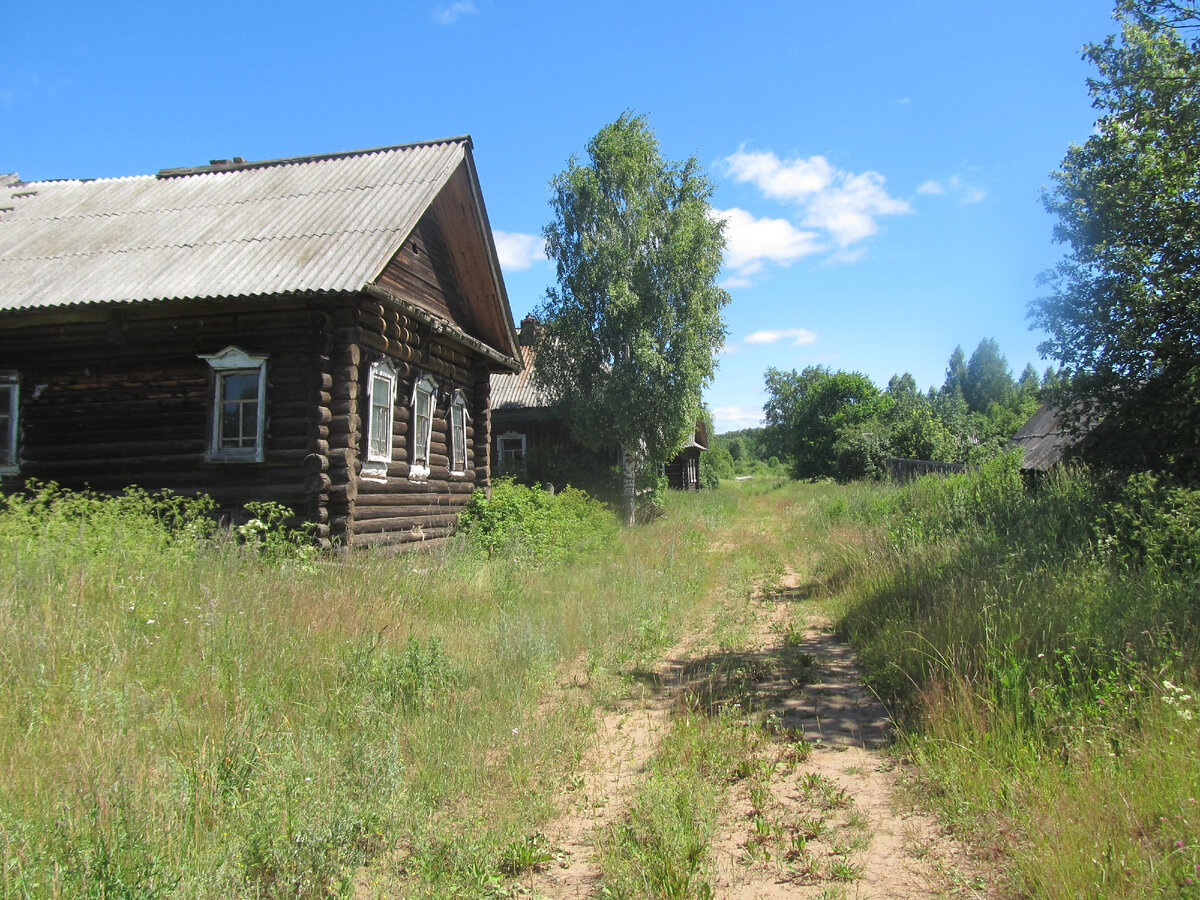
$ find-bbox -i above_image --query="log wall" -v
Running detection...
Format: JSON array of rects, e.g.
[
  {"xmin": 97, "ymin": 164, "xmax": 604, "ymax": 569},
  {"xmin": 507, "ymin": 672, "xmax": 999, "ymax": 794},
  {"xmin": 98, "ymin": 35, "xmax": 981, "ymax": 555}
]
[
  {"xmin": 1, "ymin": 266, "xmax": 511, "ymax": 550},
  {"xmin": 314, "ymin": 291, "xmax": 492, "ymax": 548},
  {"xmin": 0, "ymin": 298, "xmax": 316, "ymax": 507}
]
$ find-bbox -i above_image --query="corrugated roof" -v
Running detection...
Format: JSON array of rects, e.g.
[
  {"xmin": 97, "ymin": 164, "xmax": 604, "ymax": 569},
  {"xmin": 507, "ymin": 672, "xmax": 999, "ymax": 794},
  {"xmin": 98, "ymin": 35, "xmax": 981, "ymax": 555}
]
[
  {"xmin": 1010, "ymin": 402, "xmax": 1095, "ymax": 472},
  {"xmin": 0, "ymin": 139, "xmax": 467, "ymax": 311},
  {"xmin": 490, "ymin": 342, "xmax": 539, "ymax": 409}
]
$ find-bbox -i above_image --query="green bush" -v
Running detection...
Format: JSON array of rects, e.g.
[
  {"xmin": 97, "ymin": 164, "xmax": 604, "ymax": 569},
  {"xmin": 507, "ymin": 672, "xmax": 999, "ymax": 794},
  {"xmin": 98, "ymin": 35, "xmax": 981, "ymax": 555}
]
[
  {"xmin": 1097, "ymin": 471, "xmax": 1200, "ymax": 575},
  {"xmin": 699, "ymin": 447, "xmax": 734, "ymax": 489},
  {"xmin": 456, "ymin": 478, "xmax": 617, "ymax": 561}
]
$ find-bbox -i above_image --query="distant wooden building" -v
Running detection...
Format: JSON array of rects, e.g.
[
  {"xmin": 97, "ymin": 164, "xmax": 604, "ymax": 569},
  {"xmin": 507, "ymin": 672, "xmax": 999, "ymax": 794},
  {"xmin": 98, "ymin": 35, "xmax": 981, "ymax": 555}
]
[
  {"xmin": 0, "ymin": 139, "xmax": 522, "ymax": 548},
  {"xmin": 1010, "ymin": 402, "xmax": 1096, "ymax": 474},
  {"xmin": 490, "ymin": 317, "xmax": 707, "ymax": 490},
  {"xmin": 663, "ymin": 419, "xmax": 708, "ymax": 491}
]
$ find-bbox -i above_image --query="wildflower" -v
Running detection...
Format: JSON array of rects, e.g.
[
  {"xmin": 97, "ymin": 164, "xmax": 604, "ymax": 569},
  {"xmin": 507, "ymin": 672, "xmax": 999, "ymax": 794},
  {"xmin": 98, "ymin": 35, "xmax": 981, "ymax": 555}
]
[
  {"xmin": 512, "ymin": 728, "xmax": 519, "ymax": 735},
  {"xmin": 1176, "ymin": 840, "xmax": 1186, "ymax": 848},
  {"xmin": 146, "ymin": 619, "xmax": 155, "ymax": 625}
]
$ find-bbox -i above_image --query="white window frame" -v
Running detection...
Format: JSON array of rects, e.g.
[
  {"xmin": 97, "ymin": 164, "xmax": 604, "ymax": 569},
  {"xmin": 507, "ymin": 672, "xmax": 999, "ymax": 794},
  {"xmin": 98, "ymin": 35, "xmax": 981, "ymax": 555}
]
[
  {"xmin": 496, "ymin": 431, "xmax": 526, "ymax": 474},
  {"xmin": 363, "ymin": 357, "xmax": 401, "ymax": 481},
  {"xmin": 198, "ymin": 346, "xmax": 268, "ymax": 462},
  {"xmin": 410, "ymin": 373, "xmax": 438, "ymax": 482},
  {"xmin": 449, "ymin": 389, "xmax": 470, "ymax": 476},
  {"xmin": 0, "ymin": 372, "xmax": 19, "ymax": 475}
]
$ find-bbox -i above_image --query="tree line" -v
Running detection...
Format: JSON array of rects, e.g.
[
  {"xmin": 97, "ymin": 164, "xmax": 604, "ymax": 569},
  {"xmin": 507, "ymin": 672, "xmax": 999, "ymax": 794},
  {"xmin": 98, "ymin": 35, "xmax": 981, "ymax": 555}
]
[{"xmin": 755, "ymin": 339, "xmax": 1056, "ymax": 481}]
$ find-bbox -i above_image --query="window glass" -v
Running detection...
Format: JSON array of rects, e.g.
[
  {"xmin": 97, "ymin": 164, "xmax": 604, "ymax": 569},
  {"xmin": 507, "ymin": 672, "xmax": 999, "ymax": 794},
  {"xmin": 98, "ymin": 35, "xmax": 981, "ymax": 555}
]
[
  {"xmin": 497, "ymin": 432, "xmax": 526, "ymax": 474},
  {"xmin": 369, "ymin": 372, "xmax": 394, "ymax": 461},
  {"xmin": 450, "ymin": 391, "xmax": 469, "ymax": 475},
  {"xmin": 0, "ymin": 383, "xmax": 14, "ymax": 470},
  {"xmin": 411, "ymin": 375, "xmax": 437, "ymax": 480},
  {"xmin": 218, "ymin": 372, "xmax": 260, "ymax": 449}
]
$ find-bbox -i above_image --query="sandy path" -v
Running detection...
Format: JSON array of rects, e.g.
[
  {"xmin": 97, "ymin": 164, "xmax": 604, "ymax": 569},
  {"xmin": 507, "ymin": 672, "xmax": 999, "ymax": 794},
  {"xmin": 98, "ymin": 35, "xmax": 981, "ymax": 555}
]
[{"xmin": 528, "ymin": 574, "xmax": 990, "ymax": 900}]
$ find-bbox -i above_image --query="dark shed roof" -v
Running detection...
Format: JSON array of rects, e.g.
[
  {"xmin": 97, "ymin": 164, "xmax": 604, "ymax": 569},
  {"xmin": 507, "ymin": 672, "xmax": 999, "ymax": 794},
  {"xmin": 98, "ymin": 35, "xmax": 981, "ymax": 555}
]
[{"xmin": 1010, "ymin": 402, "xmax": 1093, "ymax": 472}]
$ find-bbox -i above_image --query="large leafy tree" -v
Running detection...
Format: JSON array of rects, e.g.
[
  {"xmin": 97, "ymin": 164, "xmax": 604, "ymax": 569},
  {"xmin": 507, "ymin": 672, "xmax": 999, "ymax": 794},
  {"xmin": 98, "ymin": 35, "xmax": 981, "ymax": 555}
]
[
  {"xmin": 1031, "ymin": 0, "xmax": 1200, "ymax": 478},
  {"xmin": 764, "ymin": 366, "xmax": 882, "ymax": 479},
  {"xmin": 534, "ymin": 113, "xmax": 730, "ymax": 523},
  {"xmin": 963, "ymin": 338, "xmax": 1016, "ymax": 413}
]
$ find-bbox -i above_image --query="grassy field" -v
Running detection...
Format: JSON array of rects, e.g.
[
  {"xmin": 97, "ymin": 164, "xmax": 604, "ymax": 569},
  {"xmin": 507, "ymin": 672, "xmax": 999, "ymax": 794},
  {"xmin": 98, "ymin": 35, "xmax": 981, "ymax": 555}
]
[
  {"xmin": 823, "ymin": 457, "xmax": 1200, "ymax": 898},
  {"xmin": 1, "ymin": 468, "xmax": 1197, "ymax": 898},
  {"xmin": 0, "ymin": 479, "xmax": 808, "ymax": 898}
]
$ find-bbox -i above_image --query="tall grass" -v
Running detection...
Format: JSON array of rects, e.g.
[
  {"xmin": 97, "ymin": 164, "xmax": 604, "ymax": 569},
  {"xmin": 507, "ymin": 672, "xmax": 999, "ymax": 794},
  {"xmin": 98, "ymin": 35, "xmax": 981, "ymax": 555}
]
[
  {"xmin": 0, "ymin": 479, "xmax": 812, "ymax": 898},
  {"xmin": 820, "ymin": 458, "xmax": 1200, "ymax": 897}
]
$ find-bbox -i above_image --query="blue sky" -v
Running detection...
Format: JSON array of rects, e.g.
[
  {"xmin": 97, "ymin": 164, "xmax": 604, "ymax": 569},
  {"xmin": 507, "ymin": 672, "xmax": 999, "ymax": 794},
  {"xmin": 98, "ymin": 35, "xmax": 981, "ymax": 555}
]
[{"xmin": 2, "ymin": 0, "xmax": 1119, "ymax": 431}]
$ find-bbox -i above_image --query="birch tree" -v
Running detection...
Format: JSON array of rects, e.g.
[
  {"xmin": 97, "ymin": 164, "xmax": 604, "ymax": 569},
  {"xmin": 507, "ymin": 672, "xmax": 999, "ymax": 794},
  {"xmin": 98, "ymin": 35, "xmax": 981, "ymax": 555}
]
[{"xmin": 534, "ymin": 113, "xmax": 729, "ymax": 524}]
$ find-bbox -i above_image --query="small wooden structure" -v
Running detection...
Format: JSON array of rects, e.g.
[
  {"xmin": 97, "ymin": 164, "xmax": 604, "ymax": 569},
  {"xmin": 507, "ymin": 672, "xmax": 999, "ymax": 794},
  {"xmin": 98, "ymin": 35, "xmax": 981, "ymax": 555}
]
[
  {"xmin": 883, "ymin": 457, "xmax": 969, "ymax": 483},
  {"xmin": 1009, "ymin": 402, "xmax": 1097, "ymax": 474},
  {"xmin": 664, "ymin": 420, "xmax": 708, "ymax": 491},
  {"xmin": 0, "ymin": 139, "xmax": 522, "ymax": 548}
]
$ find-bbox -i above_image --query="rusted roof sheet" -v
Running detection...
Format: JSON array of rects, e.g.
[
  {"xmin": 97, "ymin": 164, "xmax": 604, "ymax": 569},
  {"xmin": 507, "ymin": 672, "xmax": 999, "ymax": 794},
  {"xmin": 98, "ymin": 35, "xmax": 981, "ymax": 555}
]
[
  {"xmin": 0, "ymin": 140, "xmax": 467, "ymax": 311},
  {"xmin": 1010, "ymin": 402, "xmax": 1093, "ymax": 472},
  {"xmin": 490, "ymin": 342, "xmax": 540, "ymax": 409}
]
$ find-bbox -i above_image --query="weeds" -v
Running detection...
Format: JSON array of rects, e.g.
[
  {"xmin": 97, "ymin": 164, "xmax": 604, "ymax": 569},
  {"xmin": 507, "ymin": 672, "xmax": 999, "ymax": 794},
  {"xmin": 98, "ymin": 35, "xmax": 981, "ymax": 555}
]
[
  {"xmin": 822, "ymin": 463, "xmax": 1200, "ymax": 898},
  {"xmin": 0, "ymin": 480, "xmax": 809, "ymax": 898}
]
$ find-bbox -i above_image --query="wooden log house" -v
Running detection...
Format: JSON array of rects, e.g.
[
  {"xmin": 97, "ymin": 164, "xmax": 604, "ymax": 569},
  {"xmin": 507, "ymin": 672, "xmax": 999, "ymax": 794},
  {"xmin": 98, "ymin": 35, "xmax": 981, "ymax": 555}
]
[
  {"xmin": 0, "ymin": 139, "xmax": 522, "ymax": 548},
  {"xmin": 491, "ymin": 317, "xmax": 708, "ymax": 491}
]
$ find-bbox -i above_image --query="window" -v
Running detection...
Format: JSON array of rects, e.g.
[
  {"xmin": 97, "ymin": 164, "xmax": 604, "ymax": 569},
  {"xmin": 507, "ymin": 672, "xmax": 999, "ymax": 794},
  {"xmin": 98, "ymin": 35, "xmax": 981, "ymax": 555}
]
[
  {"xmin": 0, "ymin": 373, "xmax": 18, "ymax": 474},
  {"xmin": 198, "ymin": 346, "xmax": 268, "ymax": 462},
  {"xmin": 365, "ymin": 358, "xmax": 400, "ymax": 478},
  {"xmin": 496, "ymin": 431, "xmax": 526, "ymax": 474},
  {"xmin": 449, "ymin": 389, "xmax": 470, "ymax": 476},
  {"xmin": 410, "ymin": 373, "xmax": 437, "ymax": 481}
]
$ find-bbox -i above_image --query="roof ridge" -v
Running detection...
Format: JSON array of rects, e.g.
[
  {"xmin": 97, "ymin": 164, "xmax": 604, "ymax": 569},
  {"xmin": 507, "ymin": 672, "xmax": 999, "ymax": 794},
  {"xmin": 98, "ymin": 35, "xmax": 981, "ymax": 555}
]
[{"xmin": 156, "ymin": 136, "xmax": 473, "ymax": 179}]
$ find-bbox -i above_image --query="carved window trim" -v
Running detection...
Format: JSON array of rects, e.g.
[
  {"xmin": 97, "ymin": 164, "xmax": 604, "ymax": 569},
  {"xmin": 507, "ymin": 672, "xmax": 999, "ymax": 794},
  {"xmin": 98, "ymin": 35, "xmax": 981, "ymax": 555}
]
[
  {"xmin": 198, "ymin": 346, "xmax": 268, "ymax": 463},
  {"xmin": 410, "ymin": 373, "xmax": 438, "ymax": 482},
  {"xmin": 449, "ymin": 389, "xmax": 471, "ymax": 476},
  {"xmin": 363, "ymin": 357, "xmax": 401, "ymax": 481},
  {"xmin": 0, "ymin": 372, "xmax": 19, "ymax": 474}
]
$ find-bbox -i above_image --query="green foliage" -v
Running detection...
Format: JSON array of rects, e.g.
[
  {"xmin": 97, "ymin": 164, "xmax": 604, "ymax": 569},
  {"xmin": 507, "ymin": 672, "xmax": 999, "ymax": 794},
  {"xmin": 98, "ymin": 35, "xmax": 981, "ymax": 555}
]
[
  {"xmin": 763, "ymin": 336, "xmax": 1044, "ymax": 481},
  {"xmin": 342, "ymin": 635, "xmax": 460, "ymax": 715},
  {"xmin": 1098, "ymin": 471, "xmax": 1200, "ymax": 574},
  {"xmin": 826, "ymin": 461, "xmax": 1200, "ymax": 896},
  {"xmin": 598, "ymin": 708, "xmax": 757, "ymax": 900},
  {"xmin": 534, "ymin": 111, "xmax": 731, "ymax": 523},
  {"xmin": 962, "ymin": 337, "xmax": 1016, "ymax": 414},
  {"xmin": 699, "ymin": 446, "xmax": 734, "ymax": 489},
  {"xmin": 1032, "ymin": 0, "xmax": 1200, "ymax": 480},
  {"xmin": 764, "ymin": 366, "xmax": 882, "ymax": 480},
  {"xmin": 0, "ymin": 482, "xmax": 216, "ymax": 567},
  {"xmin": 456, "ymin": 477, "xmax": 617, "ymax": 561}
]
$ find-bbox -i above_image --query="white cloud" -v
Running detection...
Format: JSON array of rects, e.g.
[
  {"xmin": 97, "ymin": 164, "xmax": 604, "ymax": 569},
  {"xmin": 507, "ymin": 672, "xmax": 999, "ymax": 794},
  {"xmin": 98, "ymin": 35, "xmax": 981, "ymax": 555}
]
[
  {"xmin": 919, "ymin": 174, "xmax": 986, "ymax": 204},
  {"xmin": 719, "ymin": 148, "xmax": 910, "ymax": 274},
  {"xmin": 432, "ymin": 1, "xmax": 476, "ymax": 24},
  {"xmin": 724, "ymin": 149, "xmax": 835, "ymax": 203},
  {"xmin": 711, "ymin": 405, "xmax": 765, "ymax": 432},
  {"xmin": 493, "ymin": 231, "xmax": 545, "ymax": 271},
  {"xmin": 744, "ymin": 328, "xmax": 818, "ymax": 347},
  {"xmin": 801, "ymin": 170, "xmax": 912, "ymax": 246},
  {"xmin": 711, "ymin": 206, "xmax": 823, "ymax": 280}
]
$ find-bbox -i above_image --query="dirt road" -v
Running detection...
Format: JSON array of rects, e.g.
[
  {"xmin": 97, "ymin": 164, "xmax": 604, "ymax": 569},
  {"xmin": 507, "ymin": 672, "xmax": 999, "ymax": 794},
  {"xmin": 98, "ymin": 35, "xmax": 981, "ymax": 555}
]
[{"xmin": 527, "ymin": 573, "xmax": 989, "ymax": 899}]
